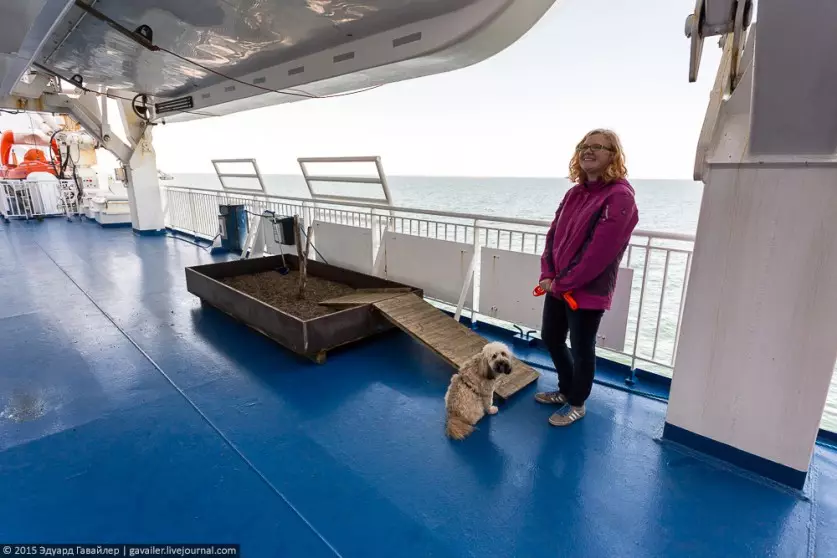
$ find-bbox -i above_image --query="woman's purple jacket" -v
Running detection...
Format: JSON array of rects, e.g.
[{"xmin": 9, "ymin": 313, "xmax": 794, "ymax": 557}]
[{"xmin": 539, "ymin": 178, "xmax": 639, "ymax": 311}]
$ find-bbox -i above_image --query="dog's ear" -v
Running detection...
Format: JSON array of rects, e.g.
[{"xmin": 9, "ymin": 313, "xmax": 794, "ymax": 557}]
[{"xmin": 480, "ymin": 349, "xmax": 495, "ymax": 379}]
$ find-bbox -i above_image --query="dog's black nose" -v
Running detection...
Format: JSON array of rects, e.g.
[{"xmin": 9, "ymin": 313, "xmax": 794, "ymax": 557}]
[{"xmin": 500, "ymin": 361, "xmax": 512, "ymax": 374}]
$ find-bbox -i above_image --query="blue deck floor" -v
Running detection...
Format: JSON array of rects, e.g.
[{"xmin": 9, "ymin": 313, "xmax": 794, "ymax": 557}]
[{"xmin": 1, "ymin": 218, "xmax": 836, "ymax": 557}]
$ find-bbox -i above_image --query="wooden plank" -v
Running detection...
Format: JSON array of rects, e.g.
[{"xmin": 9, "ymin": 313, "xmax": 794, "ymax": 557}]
[
  {"xmin": 319, "ymin": 291, "xmax": 408, "ymax": 308},
  {"xmin": 495, "ymin": 358, "xmax": 541, "ymax": 400},
  {"xmin": 373, "ymin": 294, "xmax": 468, "ymax": 367},
  {"xmin": 372, "ymin": 294, "xmax": 538, "ymax": 399},
  {"xmin": 355, "ymin": 287, "xmax": 413, "ymax": 294}
]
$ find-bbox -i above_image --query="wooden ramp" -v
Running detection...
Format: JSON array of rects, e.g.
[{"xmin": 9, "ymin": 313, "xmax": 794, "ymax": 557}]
[
  {"xmin": 319, "ymin": 290, "xmax": 409, "ymax": 308},
  {"xmin": 372, "ymin": 293, "xmax": 539, "ymax": 400}
]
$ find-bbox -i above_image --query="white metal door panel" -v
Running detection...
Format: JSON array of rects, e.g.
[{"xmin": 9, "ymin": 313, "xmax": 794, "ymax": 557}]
[
  {"xmin": 597, "ymin": 267, "xmax": 633, "ymax": 352},
  {"xmin": 311, "ymin": 221, "xmax": 373, "ymax": 274},
  {"xmin": 479, "ymin": 248, "xmax": 542, "ymax": 330},
  {"xmin": 383, "ymin": 232, "xmax": 474, "ymax": 307}
]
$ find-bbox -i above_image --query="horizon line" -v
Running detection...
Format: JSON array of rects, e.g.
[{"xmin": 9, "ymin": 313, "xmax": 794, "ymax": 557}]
[{"xmin": 162, "ymin": 171, "xmax": 699, "ymax": 181}]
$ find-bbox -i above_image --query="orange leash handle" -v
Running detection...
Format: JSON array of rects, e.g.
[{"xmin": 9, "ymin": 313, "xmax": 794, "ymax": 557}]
[
  {"xmin": 532, "ymin": 285, "xmax": 579, "ymax": 311},
  {"xmin": 563, "ymin": 291, "xmax": 579, "ymax": 311}
]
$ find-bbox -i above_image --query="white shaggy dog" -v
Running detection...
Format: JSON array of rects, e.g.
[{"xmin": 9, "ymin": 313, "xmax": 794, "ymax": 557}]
[{"xmin": 444, "ymin": 341, "xmax": 513, "ymax": 440}]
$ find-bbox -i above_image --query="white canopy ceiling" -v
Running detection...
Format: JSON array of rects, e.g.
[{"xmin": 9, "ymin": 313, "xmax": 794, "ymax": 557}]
[{"xmin": 2, "ymin": 0, "xmax": 557, "ymax": 121}]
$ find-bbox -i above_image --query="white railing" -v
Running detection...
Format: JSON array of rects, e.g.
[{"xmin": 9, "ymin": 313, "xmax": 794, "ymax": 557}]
[
  {"xmin": 161, "ymin": 184, "xmax": 694, "ymax": 378},
  {"xmin": 1, "ymin": 179, "xmax": 79, "ymax": 220}
]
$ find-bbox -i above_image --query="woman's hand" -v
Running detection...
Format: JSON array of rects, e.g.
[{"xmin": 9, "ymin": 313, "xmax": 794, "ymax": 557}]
[{"xmin": 539, "ymin": 278, "xmax": 553, "ymax": 293}]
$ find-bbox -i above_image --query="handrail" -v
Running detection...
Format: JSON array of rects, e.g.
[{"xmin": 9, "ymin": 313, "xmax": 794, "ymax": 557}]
[
  {"xmin": 162, "ymin": 185, "xmax": 697, "ymax": 243},
  {"xmin": 161, "ymin": 183, "xmax": 698, "ymax": 374}
]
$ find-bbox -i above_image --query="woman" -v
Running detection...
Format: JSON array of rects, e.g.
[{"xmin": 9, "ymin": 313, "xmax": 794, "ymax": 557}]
[{"xmin": 535, "ymin": 129, "xmax": 638, "ymax": 426}]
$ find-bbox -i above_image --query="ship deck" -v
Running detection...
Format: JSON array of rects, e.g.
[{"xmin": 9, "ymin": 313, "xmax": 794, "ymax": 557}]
[{"xmin": 1, "ymin": 218, "xmax": 836, "ymax": 557}]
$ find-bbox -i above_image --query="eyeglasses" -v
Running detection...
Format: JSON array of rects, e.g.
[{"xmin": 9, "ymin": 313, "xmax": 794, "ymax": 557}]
[{"xmin": 576, "ymin": 143, "xmax": 615, "ymax": 153}]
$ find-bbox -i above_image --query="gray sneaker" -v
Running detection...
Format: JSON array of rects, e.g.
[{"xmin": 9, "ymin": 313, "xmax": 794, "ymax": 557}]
[
  {"xmin": 549, "ymin": 405, "xmax": 586, "ymax": 426},
  {"xmin": 535, "ymin": 391, "xmax": 567, "ymax": 405}
]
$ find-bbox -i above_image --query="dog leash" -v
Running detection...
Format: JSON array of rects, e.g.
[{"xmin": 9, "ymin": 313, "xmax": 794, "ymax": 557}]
[{"xmin": 533, "ymin": 285, "xmax": 579, "ymax": 310}]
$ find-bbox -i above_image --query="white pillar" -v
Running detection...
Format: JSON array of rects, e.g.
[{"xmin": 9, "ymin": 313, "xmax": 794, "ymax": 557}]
[
  {"xmin": 125, "ymin": 127, "xmax": 164, "ymax": 233},
  {"xmin": 665, "ymin": 19, "xmax": 837, "ymax": 489},
  {"xmin": 664, "ymin": 161, "xmax": 837, "ymax": 489}
]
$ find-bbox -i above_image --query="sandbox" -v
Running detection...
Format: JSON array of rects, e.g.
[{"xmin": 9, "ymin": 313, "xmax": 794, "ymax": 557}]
[{"xmin": 185, "ymin": 254, "xmax": 422, "ymax": 363}]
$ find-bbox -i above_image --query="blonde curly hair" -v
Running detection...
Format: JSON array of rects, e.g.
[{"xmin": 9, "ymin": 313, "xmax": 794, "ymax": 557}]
[{"xmin": 568, "ymin": 128, "xmax": 628, "ymax": 184}]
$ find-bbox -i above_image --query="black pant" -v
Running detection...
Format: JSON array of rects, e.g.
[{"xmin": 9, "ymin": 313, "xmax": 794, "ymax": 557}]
[{"xmin": 541, "ymin": 293, "xmax": 604, "ymax": 407}]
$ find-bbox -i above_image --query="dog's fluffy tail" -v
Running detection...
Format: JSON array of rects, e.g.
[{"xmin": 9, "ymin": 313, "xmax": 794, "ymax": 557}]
[{"xmin": 445, "ymin": 415, "xmax": 474, "ymax": 440}]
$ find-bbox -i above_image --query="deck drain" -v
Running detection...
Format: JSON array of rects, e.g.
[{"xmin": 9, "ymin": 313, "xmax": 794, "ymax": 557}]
[{"xmin": 1, "ymin": 393, "xmax": 47, "ymax": 422}]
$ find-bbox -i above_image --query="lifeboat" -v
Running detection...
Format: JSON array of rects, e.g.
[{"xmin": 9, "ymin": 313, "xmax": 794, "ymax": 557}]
[{"xmin": 0, "ymin": 129, "xmax": 60, "ymax": 179}]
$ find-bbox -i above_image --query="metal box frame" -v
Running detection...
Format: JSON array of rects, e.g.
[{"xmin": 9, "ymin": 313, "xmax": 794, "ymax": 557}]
[{"xmin": 185, "ymin": 254, "xmax": 422, "ymax": 362}]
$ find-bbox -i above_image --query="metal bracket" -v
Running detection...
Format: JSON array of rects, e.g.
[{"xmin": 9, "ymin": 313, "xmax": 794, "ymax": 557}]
[
  {"xmin": 454, "ymin": 219, "xmax": 481, "ymax": 323},
  {"xmin": 685, "ymin": 0, "xmax": 706, "ymax": 83},
  {"xmin": 685, "ymin": 0, "xmax": 752, "ymax": 87},
  {"xmin": 726, "ymin": 0, "xmax": 752, "ymax": 93},
  {"xmin": 241, "ymin": 211, "xmax": 272, "ymax": 259},
  {"xmin": 454, "ymin": 249, "xmax": 478, "ymax": 323}
]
